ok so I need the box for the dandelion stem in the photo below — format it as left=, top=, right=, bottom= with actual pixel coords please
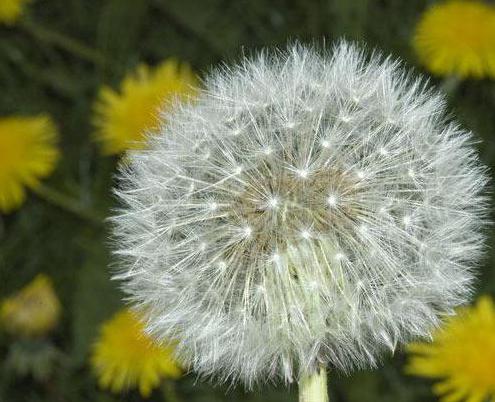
left=161, top=380, right=182, bottom=402
left=439, top=75, right=461, bottom=97
left=20, top=19, right=107, bottom=67
left=32, top=184, right=104, bottom=225
left=152, top=4, right=223, bottom=59
left=299, top=365, right=329, bottom=402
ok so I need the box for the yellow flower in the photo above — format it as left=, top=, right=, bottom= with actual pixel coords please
left=0, top=0, right=30, bottom=25
left=93, top=59, right=197, bottom=155
left=413, top=1, right=495, bottom=79
left=406, top=296, right=495, bottom=402
left=91, top=309, right=182, bottom=397
left=0, top=274, right=61, bottom=338
left=0, top=115, right=59, bottom=213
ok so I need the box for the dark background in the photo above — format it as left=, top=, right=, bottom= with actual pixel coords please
left=1, top=1, right=494, bottom=401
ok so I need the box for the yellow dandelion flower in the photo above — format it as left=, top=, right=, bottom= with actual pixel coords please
left=0, top=274, right=61, bottom=338
left=406, top=296, right=495, bottom=402
left=93, top=59, right=197, bottom=155
left=91, top=309, right=182, bottom=398
left=413, top=1, right=495, bottom=79
left=0, top=115, right=59, bottom=213
left=0, top=0, right=30, bottom=25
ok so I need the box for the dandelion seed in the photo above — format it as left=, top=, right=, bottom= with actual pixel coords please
left=297, top=169, right=309, bottom=179
left=242, top=226, right=252, bottom=238
left=262, top=146, right=273, bottom=155
left=379, top=147, right=389, bottom=156
left=300, top=229, right=312, bottom=240
left=403, top=215, right=412, bottom=226
left=267, top=196, right=279, bottom=208
left=327, top=194, right=338, bottom=207
left=356, top=170, right=366, bottom=180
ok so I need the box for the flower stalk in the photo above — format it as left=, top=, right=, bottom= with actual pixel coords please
left=161, top=380, right=182, bottom=402
left=299, top=366, right=329, bottom=402
left=20, top=19, right=107, bottom=67
left=33, top=184, right=103, bottom=225
left=439, top=75, right=461, bottom=97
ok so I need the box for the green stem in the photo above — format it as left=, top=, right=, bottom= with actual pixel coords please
left=20, top=19, right=107, bottom=66
left=153, top=4, right=223, bottom=59
left=299, top=365, right=329, bottom=402
left=161, top=380, right=182, bottom=402
left=32, top=184, right=104, bottom=225
left=439, top=75, right=461, bottom=97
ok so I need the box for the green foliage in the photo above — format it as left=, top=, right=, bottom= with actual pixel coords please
left=1, top=0, right=494, bottom=401
left=71, top=247, right=122, bottom=366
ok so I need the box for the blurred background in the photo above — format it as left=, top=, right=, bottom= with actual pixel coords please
left=1, top=1, right=494, bottom=401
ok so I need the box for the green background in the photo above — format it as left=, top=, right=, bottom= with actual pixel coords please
left=1, top=0, right=494, bottom=401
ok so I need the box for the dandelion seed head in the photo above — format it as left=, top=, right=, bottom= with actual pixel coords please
left=112, top=41, right=488, bottom=387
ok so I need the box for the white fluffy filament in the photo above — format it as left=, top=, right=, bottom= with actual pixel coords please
left=111, top=41, right=489, bottom=387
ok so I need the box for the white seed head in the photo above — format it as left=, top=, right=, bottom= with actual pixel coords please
left=111, top=41, right=489, bottom=387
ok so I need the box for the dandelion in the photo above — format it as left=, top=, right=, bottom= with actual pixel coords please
left=0, top=0, right=30, bottom=25
left=407, top=296, right=495, bottom=402
left=91, top=309, right=182, bottom=398
left=0, top=274, right=61, bottom=337
left=413, top=0, right=495, bottom=79
left=93, top=59, right=197, bottom=155
left=0, top=115, right=59, bottom=213
left=111, top=42, right=488, bottom=400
